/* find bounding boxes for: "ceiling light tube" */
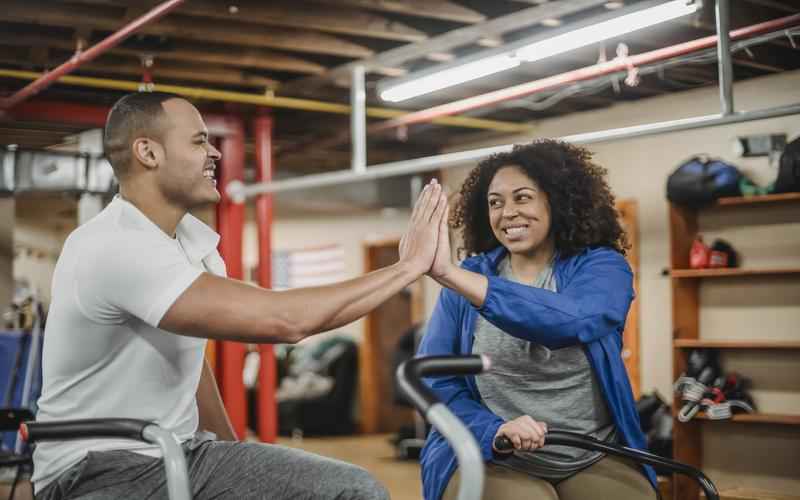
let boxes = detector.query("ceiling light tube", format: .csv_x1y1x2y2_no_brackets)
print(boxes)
379,54,520,103
378,0,699,103
516,0,700,62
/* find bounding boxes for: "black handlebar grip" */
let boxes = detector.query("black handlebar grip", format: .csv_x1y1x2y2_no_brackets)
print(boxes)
397,355,490,414
493,435,514,453
21,418,153,443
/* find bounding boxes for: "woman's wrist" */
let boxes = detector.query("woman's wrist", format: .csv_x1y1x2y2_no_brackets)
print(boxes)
435,266,489,308
432,262,459,288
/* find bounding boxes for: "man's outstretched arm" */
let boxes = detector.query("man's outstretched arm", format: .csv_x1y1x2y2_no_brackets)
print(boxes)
160,181,446,344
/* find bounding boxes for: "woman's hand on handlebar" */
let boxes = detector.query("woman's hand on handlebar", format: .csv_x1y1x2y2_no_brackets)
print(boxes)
493,415,547,453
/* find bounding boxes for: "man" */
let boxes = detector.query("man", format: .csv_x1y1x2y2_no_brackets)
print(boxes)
33,91,447,499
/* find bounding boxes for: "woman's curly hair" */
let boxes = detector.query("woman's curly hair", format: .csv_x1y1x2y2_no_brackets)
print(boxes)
451,139,629,258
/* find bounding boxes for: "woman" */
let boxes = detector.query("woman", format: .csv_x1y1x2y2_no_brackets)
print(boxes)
419,140,657,500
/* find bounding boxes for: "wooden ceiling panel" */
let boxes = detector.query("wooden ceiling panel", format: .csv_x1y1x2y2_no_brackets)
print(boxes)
61,0,430,42
0,31,327,75
3,1,374,58
308,0,486,24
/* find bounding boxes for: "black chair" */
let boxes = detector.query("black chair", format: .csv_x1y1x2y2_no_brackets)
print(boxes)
0,408,34,500
278,340,359,436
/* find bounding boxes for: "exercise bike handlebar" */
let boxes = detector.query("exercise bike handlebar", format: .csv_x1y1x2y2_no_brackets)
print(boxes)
493,429,720,500
21,418,191,500
397,355,490,500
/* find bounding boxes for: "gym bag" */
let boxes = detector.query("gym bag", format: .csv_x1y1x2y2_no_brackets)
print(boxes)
775,136,800,194
666,156,742,207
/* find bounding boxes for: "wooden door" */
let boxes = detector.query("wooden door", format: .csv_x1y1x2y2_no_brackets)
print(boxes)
617,199,641,398
359,239,420,433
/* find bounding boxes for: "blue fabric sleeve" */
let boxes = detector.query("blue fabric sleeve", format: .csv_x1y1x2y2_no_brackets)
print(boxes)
418,288,504,462
476,248,634,349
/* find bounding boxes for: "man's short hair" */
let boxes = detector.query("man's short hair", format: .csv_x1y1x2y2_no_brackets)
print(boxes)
103,91,181,178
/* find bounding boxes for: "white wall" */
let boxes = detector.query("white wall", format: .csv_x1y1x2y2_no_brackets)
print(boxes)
243,209,413,346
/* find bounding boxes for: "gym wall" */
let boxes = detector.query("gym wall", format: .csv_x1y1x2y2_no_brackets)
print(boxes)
243,209,413,347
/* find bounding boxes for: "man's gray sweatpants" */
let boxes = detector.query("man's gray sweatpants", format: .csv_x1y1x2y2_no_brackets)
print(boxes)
36,432,390,500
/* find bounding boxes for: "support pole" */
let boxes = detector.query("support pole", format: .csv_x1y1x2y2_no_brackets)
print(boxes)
215,116,248,440
716,0,734,115
253,115,277,443
350,65,367,173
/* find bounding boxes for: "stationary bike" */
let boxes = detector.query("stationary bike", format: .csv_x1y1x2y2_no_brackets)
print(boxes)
396,355,719,500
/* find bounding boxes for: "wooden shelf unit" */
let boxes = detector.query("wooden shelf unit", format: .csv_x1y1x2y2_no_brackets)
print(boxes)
694,413,800,426
668,195,800,500
674,340,800,349
714,192,800,206
670,268,800,278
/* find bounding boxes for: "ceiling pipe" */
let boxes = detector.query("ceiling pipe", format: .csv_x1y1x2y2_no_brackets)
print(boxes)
0,0,186,110
371,13,800,133
0,70,531,134
4,99,237,137
227,102,800,199
715,0,734,116
350,65,367,173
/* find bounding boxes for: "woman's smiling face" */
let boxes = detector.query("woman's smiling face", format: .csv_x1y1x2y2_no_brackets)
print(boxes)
487,165,552,257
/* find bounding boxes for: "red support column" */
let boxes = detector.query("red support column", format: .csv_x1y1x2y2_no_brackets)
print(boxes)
253,115,277,443
215,116,248,440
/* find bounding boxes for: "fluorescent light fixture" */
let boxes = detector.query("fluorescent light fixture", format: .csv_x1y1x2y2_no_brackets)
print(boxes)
541,18,563,27
516,0,700,62
379,54,520,103
378,0,699,103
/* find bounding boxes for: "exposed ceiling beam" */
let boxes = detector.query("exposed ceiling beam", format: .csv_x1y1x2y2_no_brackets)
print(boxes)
3,1,374,59
0,32,326,75
61,0,428,42
0,47,280,89
308,0,486,24
732,57,784,72
289,0,608,93
742,0,799,14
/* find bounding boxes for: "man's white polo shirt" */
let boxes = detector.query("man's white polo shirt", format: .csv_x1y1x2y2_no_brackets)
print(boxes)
32,196,227,493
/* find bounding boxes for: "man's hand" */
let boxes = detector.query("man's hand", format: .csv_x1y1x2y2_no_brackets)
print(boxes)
399,179,446,276
429,201,456,281
493,415,547,453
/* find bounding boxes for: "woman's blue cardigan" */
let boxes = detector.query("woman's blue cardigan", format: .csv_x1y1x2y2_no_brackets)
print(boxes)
417,246,657,500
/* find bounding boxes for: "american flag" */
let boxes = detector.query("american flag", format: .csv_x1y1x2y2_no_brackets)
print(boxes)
272,244,346,290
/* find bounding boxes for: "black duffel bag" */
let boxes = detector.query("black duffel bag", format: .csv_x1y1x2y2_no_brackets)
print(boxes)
666,156,742,207
775,136,800,194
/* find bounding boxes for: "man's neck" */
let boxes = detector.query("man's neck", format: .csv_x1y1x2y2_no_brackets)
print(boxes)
119,183,185,238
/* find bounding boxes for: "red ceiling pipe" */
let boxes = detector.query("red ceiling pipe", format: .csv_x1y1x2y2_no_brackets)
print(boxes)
6,100,110,128
253,115,278,444
215,115,248,440
373,13,800,132
0,0,185,110
5,99,236,136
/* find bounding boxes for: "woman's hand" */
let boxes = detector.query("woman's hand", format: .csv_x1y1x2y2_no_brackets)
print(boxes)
399,180,446,276
493,415,547,453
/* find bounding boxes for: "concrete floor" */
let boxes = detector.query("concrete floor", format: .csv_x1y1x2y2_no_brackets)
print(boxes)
277,433,422,500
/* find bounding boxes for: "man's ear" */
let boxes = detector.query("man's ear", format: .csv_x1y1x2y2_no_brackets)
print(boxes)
132,137,164,170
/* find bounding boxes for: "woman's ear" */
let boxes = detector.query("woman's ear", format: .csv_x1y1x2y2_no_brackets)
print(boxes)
132,137,164,170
